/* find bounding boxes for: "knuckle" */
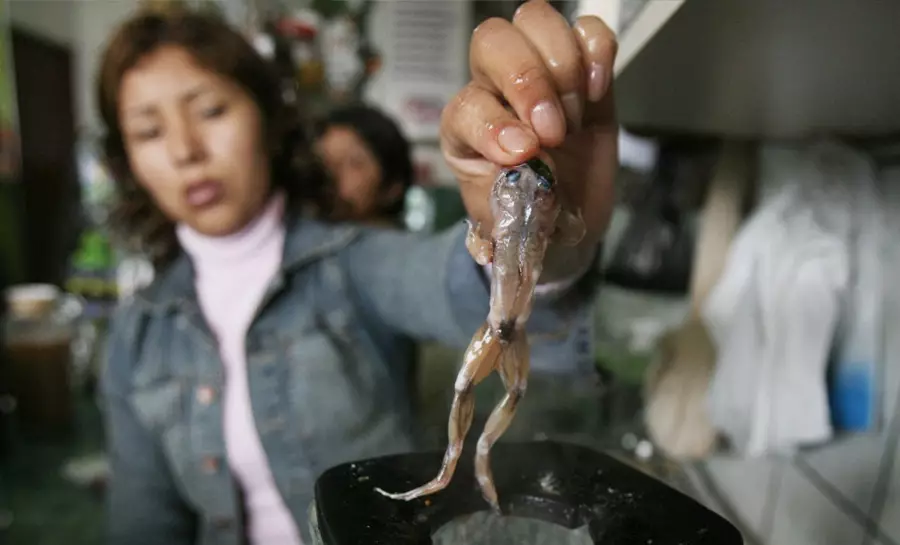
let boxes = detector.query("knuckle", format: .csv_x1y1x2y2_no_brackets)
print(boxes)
443,85,477,122
514,0,558,25
442,85,500,146
548,55,583,86
577,15,618,49
457,83,482,106
577,14,606,30
609,36,620,56
472,17,507,45
443,90,463,119
439,103,459,135
438,134,454,156
512,1,535,22
507,64,552,97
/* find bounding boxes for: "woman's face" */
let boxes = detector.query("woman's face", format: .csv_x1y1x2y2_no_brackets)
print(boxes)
118,45,271,237
316,125,392,220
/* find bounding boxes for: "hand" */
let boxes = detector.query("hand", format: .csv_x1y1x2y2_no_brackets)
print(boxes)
442,0,618,256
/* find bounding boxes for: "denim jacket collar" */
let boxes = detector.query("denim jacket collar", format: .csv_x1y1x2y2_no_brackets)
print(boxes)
132,216,361,313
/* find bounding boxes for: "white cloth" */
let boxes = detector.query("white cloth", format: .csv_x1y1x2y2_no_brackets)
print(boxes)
702,142,868,456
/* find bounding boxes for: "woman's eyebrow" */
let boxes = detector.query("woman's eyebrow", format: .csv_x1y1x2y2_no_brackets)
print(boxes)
122,103,156,119
182,84,215,103
123,84,216,118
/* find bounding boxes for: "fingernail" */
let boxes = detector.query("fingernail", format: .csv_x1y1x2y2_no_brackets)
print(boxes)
530,101,566,142
497,125,534,154
588,62,608,102
561,92,582,132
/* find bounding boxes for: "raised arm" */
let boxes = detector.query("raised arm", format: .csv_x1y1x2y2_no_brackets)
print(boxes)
345,0,618,368
341,220,598,368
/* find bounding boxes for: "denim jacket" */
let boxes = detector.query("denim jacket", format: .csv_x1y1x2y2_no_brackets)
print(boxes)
100,216,596,545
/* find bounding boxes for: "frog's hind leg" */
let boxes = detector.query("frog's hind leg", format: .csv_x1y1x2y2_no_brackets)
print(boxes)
474,330,530,512
375,323,501,501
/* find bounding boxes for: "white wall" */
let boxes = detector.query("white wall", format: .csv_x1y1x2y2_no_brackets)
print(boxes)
7,0,141,131
363,0,466,186
72,0,143,131
6,0,465,185
6,0,75,46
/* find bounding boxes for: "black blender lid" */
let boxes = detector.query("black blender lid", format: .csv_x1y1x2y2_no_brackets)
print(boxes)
312,441,742,545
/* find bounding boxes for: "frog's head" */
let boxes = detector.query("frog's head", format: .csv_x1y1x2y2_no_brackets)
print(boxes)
502,158,555,192
496,158,558,214
524,157,555,192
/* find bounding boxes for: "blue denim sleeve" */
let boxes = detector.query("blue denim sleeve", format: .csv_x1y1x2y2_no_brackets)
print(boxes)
342,221,597,371
100,302,197,545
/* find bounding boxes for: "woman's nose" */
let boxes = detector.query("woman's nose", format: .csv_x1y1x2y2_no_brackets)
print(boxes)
166,117,205,166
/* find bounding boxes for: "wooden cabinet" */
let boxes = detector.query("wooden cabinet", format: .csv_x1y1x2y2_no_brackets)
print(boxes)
10,28,79,285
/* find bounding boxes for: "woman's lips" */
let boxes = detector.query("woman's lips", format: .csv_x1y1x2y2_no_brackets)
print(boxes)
185,180,224,208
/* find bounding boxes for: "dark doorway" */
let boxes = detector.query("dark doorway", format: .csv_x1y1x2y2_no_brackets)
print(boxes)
11,27,80,286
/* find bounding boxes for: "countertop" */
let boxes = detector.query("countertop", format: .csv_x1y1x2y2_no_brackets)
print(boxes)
2,340,683,545
2,393,106,545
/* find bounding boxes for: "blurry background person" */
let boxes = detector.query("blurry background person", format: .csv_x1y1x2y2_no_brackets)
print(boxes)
314,104,420,425
314,104,414,227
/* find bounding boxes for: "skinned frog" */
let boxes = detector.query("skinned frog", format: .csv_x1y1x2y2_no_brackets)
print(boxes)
375,157,586,511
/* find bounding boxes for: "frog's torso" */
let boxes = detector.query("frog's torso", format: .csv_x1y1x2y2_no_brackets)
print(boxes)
488,160,561,331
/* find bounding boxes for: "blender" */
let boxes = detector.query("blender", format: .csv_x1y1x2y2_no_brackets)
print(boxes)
308,440,743,544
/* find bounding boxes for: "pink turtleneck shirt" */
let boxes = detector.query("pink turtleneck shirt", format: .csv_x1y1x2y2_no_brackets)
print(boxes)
177,192,303,545
175,193,581,545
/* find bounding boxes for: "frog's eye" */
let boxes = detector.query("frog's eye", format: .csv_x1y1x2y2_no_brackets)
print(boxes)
505,169,521,185
525,157,555,186
537,176,552,191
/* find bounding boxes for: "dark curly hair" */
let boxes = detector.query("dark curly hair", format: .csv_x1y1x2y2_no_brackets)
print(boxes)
313,104,414,221
97,8,329,268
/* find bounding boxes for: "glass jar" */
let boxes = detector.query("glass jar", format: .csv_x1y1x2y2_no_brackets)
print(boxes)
3,285,84,440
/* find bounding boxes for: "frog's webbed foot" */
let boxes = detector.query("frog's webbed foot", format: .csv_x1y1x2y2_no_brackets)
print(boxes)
375,324,501,502
553,208,586,247
474,330,530,512
466,220,494,265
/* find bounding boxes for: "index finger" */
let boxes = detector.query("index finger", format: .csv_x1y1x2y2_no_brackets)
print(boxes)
469,17,568,148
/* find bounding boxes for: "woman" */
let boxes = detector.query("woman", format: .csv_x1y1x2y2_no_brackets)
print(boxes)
99,3,618,545
314,104,413,226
